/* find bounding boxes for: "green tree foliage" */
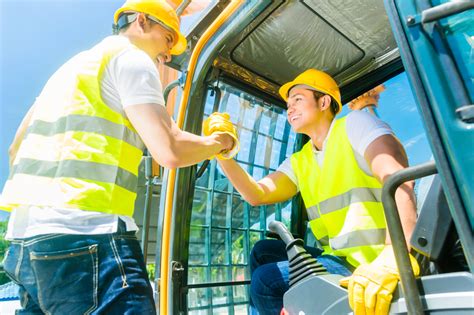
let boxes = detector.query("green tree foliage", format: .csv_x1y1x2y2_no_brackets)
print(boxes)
0,220,11,284
147,263,155,280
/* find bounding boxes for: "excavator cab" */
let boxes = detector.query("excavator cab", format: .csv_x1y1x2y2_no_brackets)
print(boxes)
130,0,474,313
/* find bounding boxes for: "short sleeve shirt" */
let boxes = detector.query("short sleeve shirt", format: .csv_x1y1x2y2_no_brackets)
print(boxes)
277,110,394,189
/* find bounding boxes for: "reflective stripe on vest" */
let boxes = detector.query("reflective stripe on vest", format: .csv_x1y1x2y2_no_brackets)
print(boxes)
291,117,386,267
27,115,142,149
0,36,145,216
10,158,138,193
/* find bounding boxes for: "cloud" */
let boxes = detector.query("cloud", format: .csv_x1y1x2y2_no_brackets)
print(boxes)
404,133,425,148
400,104,417,113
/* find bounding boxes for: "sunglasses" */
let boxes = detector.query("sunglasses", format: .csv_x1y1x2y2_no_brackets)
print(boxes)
114,12,176,45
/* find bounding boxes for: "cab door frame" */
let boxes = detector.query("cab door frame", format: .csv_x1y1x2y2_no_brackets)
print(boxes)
157,1,276,313
384,0,474,269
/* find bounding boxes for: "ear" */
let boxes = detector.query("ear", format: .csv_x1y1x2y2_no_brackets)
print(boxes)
136,13,148,30
319,95,332,112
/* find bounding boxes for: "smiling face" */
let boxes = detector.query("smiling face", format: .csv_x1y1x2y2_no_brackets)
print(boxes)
286,87,320,133
129,13,177,64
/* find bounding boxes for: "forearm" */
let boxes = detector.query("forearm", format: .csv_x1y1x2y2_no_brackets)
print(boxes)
218,159,267,206
125,104,231,168
164,130,227,168
386,180,417,248
365,135,417,248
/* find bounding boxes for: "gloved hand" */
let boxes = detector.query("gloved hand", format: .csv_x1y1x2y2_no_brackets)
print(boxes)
202,112,240,160
339,245,420,315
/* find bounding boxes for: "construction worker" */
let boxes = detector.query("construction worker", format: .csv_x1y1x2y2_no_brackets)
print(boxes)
203,69,419,315
0,0,238,313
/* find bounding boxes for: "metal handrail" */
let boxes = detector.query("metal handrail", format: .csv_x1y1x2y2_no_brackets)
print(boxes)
163,79,180,105
141,153,154,262
382,160,437,315
421,1,474,24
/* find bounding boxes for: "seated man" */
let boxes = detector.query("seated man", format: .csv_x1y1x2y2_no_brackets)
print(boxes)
203,69,419,315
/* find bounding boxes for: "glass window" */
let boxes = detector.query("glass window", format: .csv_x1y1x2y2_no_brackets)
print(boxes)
188,82,297,313
339,72,434,192
180,1,219,34
432,0,474,101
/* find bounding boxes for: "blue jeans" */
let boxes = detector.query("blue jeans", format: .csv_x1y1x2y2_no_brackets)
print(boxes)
249,239,354,315
3,222,155,314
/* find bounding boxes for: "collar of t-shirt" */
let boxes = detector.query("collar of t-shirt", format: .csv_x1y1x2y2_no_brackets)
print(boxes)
310,118,336,156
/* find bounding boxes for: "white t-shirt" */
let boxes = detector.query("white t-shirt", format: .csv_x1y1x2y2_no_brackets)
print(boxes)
277,110,394,189
6,36,164,239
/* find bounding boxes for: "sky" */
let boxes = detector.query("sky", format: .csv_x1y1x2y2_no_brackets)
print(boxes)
340,73,434,168
0,0,433,220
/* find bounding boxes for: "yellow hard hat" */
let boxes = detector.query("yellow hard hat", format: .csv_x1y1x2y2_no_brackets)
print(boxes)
114,0,187,55
279,69,342,114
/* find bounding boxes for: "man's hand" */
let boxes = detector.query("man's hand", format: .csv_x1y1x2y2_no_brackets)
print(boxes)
340,245,420,315
203,112,240,159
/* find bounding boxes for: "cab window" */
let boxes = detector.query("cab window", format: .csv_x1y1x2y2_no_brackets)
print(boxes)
187,82,297,313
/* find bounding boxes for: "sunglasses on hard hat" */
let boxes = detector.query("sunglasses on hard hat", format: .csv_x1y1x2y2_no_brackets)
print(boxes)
145,14,177,45
114,12,176,43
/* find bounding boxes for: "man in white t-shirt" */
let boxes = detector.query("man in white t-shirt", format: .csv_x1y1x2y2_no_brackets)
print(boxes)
203,69,419,315
0,0,238,313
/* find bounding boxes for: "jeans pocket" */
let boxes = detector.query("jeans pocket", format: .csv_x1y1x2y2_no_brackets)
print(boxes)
30,244,99,315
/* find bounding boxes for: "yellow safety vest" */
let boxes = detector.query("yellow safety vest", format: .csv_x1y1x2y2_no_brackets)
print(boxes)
0,36,145,216
291,117,386,267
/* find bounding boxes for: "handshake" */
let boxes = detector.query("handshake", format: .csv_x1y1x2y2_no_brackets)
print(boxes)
203,112,240,160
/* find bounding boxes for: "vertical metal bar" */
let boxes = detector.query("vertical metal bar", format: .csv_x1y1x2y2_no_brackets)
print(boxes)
277,112,291,226
261,107,279,226
206,85,224,314
263,107,276,172
226,176,235,315
291,134,308,236
176,0,192,16
207,165,216,313
381,161,437,315
279,116,291,166
141,153,153,262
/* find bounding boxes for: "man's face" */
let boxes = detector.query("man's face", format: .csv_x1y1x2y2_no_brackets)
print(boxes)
147,20,176,64
286,87,319,133
136,14,176,64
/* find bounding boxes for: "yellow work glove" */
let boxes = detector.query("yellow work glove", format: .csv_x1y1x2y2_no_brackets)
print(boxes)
339,245,420,315
202,112,240,160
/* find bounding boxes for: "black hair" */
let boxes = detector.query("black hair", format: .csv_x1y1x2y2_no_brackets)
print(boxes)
312,90,339,116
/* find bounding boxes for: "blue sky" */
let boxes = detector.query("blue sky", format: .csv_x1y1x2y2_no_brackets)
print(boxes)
0,0,433,220
340,73,434,168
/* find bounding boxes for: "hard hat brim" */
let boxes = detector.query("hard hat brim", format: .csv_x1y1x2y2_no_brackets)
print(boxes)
170,33,187,55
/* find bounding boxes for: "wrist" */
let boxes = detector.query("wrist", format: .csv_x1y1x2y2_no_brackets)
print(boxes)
213,132,234,152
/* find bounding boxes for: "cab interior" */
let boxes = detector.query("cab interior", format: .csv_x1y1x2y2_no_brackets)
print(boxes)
132,1,473,313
